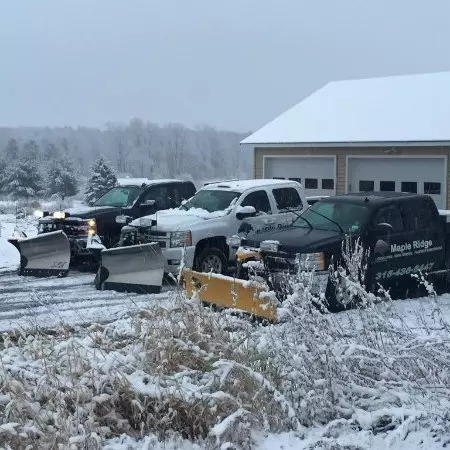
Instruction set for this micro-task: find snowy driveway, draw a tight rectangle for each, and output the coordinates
[0,214,171,331]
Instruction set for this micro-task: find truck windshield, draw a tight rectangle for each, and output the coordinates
[181,189,240,213]
[94,186,144,207]
[294,201,370,233]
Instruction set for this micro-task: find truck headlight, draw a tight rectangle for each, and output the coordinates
[296,252,326,271]
[34,210,44,218]
[260,240,279,253]
[87,218,96,235]
[226,235,242,248]
[170,231,192,247]
[53,211,66,219]
[139,217,154,227]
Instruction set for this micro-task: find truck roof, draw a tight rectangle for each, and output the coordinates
[324,192,431,205]
[116,178,187,187]
[200,178,301,193]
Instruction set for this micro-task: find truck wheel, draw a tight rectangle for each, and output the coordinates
[195,247,227,274]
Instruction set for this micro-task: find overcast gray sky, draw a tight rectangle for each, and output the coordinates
[1,0,450,132]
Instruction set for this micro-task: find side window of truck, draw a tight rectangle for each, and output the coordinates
[401,199,439,232]
[272,187,303,212]
[241,190,272,215]
[142,185,172,210]
[372,205,404,233]
[181,182,196,200]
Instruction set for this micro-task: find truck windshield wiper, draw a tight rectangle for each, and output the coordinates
[308,209,344,233]
[285,207,313,230]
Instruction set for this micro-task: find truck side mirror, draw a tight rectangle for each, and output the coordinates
[236,206,257,220]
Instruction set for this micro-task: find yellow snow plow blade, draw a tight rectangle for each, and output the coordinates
[182,268,278,322]
[8,230,70,277]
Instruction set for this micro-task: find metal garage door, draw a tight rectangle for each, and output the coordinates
[263,156,336,197]
[347,156,447,208]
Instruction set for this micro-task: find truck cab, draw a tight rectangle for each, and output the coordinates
[37,178,196,267]
[118,179,308,275]
[238,192,450,306]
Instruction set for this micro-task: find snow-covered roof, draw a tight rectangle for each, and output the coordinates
[117,178,185,187]
[201,178,300,193]
[241,71,450,146]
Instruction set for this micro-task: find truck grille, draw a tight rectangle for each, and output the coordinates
[40,221,88,237]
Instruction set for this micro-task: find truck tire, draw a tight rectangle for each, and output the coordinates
[195,247,227,274]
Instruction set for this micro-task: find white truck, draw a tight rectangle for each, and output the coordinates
[97,179,309,291]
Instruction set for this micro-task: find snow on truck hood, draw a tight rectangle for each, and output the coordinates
[63,206,113,216]
[130,207,229,229]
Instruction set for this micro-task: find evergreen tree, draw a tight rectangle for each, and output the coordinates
[23,139,40,161]
[0,159,7,194]
[47,157,79,199]
[43,142,59,161]
[84,157,117,205]
[4,157,43,199]
[4,138,19,162]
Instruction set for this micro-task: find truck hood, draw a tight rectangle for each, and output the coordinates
[244,226,344,254]
[130,208,227,231]
[63,205,123,219]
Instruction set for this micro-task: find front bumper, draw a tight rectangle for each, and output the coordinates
[163,246,196,274]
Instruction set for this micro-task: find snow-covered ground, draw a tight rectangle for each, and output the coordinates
[0,214,173,332]
[1,213,450,449]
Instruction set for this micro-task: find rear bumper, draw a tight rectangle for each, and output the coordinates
[162,246,196,274]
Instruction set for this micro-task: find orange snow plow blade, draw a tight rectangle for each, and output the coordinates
[182,268,278,322]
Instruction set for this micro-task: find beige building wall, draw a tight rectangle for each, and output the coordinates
[254,145,450,208]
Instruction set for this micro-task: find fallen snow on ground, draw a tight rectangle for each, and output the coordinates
[0,214,37,271]
[1,213,450,448]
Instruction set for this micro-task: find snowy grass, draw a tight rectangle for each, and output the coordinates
[1,233,450,448]
[1,275,450,448]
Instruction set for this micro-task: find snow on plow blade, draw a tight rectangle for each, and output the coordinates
[8,230,70,277]
[182,269,278,322]
[97,243,165,294]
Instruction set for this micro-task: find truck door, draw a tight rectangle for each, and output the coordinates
[399,197,445,274]
[238,190,274,235]
[270,186,304,230]
[368,203,408,287]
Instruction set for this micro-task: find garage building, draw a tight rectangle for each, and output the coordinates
[241,71,450,209]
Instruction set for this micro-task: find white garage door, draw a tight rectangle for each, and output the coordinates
[347,156,447,208]
[264,156,336,196]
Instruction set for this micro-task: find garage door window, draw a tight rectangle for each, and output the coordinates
[272,187,303,211]
[289,177,301,184]
[380,181,395,192]
[401,182,417,194]
[424,182,441,195]
[359,180,374,192]
[305,178,318,189]
[322,179,334,190]
[273,177,285,180]
[241,190,272,215]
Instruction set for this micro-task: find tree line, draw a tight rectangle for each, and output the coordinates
[0,120,251,201]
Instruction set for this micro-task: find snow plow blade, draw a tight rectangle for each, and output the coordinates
[8,230,70,277]
[182,269,278,322]
[96,243,165,294]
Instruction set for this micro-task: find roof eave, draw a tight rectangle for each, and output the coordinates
[240,140,450,148]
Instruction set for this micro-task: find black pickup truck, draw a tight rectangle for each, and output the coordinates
[237,192,450,309]
[37,179,196,267]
